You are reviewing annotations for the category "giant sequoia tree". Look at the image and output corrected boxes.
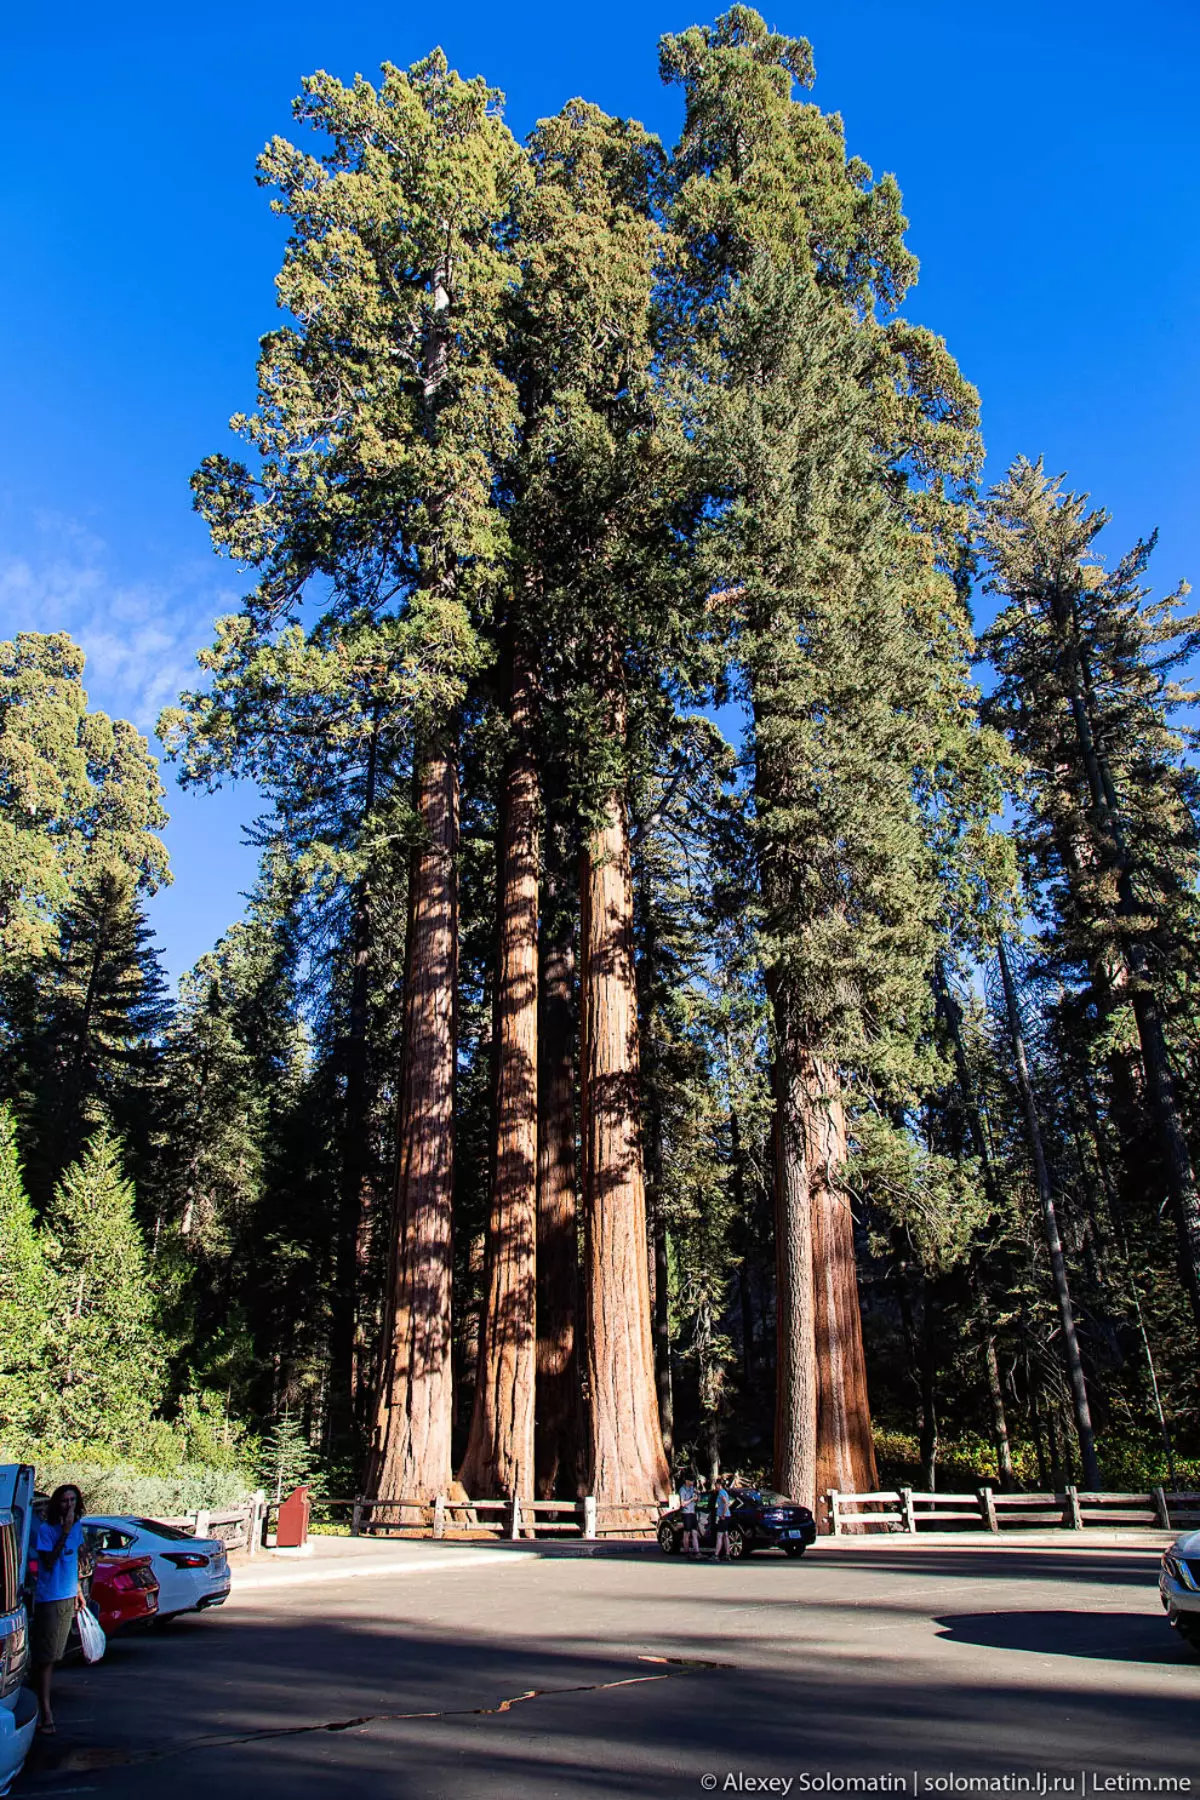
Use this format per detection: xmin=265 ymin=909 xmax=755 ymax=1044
xmin=182 ymin=53 xmax=519 ymax=1497
xmin=101 ymin=10 xmax=1197 ymax=1516
xmin=660 ymin=9 xmax=993 ymax=1506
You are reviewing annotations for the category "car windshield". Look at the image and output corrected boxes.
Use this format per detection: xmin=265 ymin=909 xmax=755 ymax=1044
xmin=132 ymin=1518 xmax=196 ymax=1541
xmin=740 ymin=1490 xmax=793 ymax=1506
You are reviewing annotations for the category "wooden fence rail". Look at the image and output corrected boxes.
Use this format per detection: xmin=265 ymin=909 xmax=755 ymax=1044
xmin=828 ymin=1485 xmax=1200 ymax=1535
xmin=350 ymin=1493 xmax=664 ymax=1541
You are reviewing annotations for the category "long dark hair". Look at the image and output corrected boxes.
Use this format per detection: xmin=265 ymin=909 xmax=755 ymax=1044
xmin=44 ymin=1485 xmax=84 ymax=1567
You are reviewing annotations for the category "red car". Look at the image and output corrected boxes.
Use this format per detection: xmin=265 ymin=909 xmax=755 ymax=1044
xmin=87 ymin=1555 xmax=158 ymax=1633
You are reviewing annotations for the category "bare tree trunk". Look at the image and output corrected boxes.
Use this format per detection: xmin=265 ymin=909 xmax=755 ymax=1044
xmin=983 ymin=1313 xmax=1016 ymax=1492
xmin=769 ymin=1022 xmax=818 ymax=1510
xmin=365 ymin=741 xmax=459 ymax=1504
xmin=460 ymin=649 xmax=540 ymax=1499
xmin=997 ymin=935 xmax=1101 ymax=1490
xmin=535 ymin=831 xmax=582 ymax=1499
xmin=810 ymin=1065 xmax=878 ymax=1509
xmin=580 ymin=756 xmax=670 ymax=1512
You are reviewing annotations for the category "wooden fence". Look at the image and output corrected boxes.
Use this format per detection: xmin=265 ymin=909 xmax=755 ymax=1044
xmin=156 ymin=1491 xmax=268 ymax=1555
xmin=827 ymin=1485 xmax=1200 ymax=1535
xmin=347 ymin=1494 xmax=666 ymax=1541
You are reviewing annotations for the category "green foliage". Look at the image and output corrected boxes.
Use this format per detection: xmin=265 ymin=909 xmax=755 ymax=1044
xmin=0 ymin=1105 xmax=54 ymax=1437
xmin=11 ymin=868 xmax=171 ymax=1203
xmin=0 ymin=632 xmax=169 ymax=965
xmin=43 ymin=1126 xmax=166 ymax=1449
xmin=258 ymin=1411 xmax=315 ymax=1503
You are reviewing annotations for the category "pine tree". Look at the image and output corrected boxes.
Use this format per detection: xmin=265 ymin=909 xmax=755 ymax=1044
xmin=259 ymin=1411 xmax=314 ymax=1504
xmin=0 ymin=1105 xmax=53 ymax=1440
xmin=44 ymin=1127 xmax=165 ymax=1449
xmin=17 ymin=867 xmax=170 ymax=1203
xmin=980 ymin=457 xmax=1200 ymax=1333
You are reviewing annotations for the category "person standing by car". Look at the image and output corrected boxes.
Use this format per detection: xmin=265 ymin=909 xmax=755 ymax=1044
xmin=678 ymin=1473 xmax=701 ymax=1558
xmin=713 ymin=1478 xmax=733 ymax=1561
xmin=30 ymin=1485 xmax=86 ymax=1733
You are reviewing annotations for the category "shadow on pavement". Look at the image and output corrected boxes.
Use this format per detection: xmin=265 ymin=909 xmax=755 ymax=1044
xmin=933 ymin=1609 xmax=1195 ymax=1664
xmin=17 ymin=1570 xmax=1198 ymax=1800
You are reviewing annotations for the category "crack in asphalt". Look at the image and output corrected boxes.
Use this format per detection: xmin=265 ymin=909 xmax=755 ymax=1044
xmin=43 ymin=1653 xmax=731 ymax=1777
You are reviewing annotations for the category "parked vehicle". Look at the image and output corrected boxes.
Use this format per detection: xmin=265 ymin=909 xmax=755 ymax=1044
xmin=0 ymin=1466 xmax=37 ymax=1796
xmin=657 ymin=1486 xmax=818 ymax=1559
xmin=83 ymin=1518 xmax=230 ymax=1619
xmin=1160 ymin=1531 xmax=1200 ymax=1652
xmin=87 ymin=1555 xmax=159 ymax=1635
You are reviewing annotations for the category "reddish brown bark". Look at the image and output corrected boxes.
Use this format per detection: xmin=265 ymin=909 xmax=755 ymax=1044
xmin=365 ymin=741 xmax=458 ymax=1504
xmin=460 ymin=653 xmax=540 ymax=1500
xmin=770 ymin=1034 xmax=818 ymax=1509
xmin=810 ymin=1068 xmax=878 ymax=1512
xmin=580 ymin=773 xmax=670 ymax=1512
xmin=535 ymin=839 xmax=582 ymax=1499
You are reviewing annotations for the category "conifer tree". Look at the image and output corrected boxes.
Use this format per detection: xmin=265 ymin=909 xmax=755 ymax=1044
xmin=502 ymin=100 xmax=686 ymax=1509
xmin=660 ymin=7 xmax=992 ymax=1505
xmin=0 ymin=1105 xmax=52 ymax=1439
xmin=184 ymin=51 xmax=520 ymax=1499
xmin=0 ymin=632 xmax=168 ymax=967
xmin=44 ymin=1126 xmax=164 ymax=1448
xmin=981 ymin=458 xmax=1200 ymax=1332
xmin=16 ymin=867 xmax=170 ymax=1203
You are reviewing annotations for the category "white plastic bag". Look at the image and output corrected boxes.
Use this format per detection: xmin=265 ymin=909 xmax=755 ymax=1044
xmin=77 ymin=1604 xmax=106 ymax=1665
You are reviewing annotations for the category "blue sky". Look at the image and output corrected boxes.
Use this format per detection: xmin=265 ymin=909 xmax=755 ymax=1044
xmin=1 ymin=0 xmax=1196 ymax=984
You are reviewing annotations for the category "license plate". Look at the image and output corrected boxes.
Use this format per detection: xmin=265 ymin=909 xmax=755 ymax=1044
xmin=784 ymin=1529 xmax=806 ymax=1539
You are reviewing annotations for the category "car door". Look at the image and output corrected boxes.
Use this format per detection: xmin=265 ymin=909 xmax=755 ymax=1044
xmin=696 ymin=1494 xmax=716 ymax=1549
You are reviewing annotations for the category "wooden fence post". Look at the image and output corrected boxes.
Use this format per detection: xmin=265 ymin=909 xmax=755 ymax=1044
xmin=1064 ymin=1486 xmax=1082 ymax=1529
xmin=433 ymin=1495 xmax=447 ymax=1540
xmin=582 ymin=1495 xmax=597 ymax=1540
xmin=978 ymin=1486 xmax=998 ymax=1533
xmin=900 ymin=1487 xmax=916 ymax=1533
xmin=248 ymin=1490 xmax=265 ymax=1557
xmin=509 ymin=1494 xmax=521 ymax=1540
xmin=827 ymin=1490 xmax=841 ymax=1537
xmin=193 ymin=1509 xmax=210 ymax=1542
xmin=350 ymin=1497 xmax=363 ymax=1539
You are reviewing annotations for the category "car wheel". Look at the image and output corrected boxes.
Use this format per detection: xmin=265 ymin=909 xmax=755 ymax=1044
xmin=1172 ymin=1615 xmax=1199 ymax=1651
xmin=657 ymin=1522 xmax=681 ymax=1555
xmin=783 ymin=1542 xmax=808 ymax=1558
xmin=725 ymin=1526 xmax=746 ymax=1560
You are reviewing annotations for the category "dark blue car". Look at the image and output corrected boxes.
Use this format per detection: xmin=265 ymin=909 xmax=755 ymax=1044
xmin=657 ymin=1486 xmax=817 ymax=1559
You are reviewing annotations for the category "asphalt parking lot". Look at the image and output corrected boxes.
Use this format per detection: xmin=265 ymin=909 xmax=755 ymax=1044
xmin=20 ymin=1537 xmax=1199 ymax=1799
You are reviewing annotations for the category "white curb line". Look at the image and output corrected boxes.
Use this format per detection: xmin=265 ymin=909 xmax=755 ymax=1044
xmin=232 ymin=1550 xmax=534 ymax=1594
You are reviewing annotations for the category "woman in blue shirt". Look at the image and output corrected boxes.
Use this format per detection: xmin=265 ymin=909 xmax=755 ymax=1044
xmin=31 ymin=1485 xmax=86 ymax=1732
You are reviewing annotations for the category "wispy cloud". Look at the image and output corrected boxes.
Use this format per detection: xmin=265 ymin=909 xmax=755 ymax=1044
xmin=0 ymin=513 xmax=240 ymax=737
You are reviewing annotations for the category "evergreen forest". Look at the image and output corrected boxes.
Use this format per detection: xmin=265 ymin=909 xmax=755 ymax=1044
xmin=2 ymin=8 xmax=1197 ymax=1515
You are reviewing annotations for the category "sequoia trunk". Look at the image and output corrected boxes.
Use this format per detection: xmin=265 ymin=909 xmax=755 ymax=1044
xmin=580 ymin=767 xmax=670 ymax=1511
xmin=770 ymin=1015 xmax=818 ymax=1510
xmin=460 ymin=650 xmax=540 ymax=1499
xmin=365 ymin=740 xmax=459 ymax=1503
xmin=809 ymin=1064 xmax=878 ymax=1509
xmin=535 ymin=839 xmax=582 ymax=1498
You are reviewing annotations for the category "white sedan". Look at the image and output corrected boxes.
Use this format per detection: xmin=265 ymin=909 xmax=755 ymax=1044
xmin=1159 ymin=1529 xmax=1200 ymax=1652
xmin=83 ymin=1517 xmax=231 ymax=1619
